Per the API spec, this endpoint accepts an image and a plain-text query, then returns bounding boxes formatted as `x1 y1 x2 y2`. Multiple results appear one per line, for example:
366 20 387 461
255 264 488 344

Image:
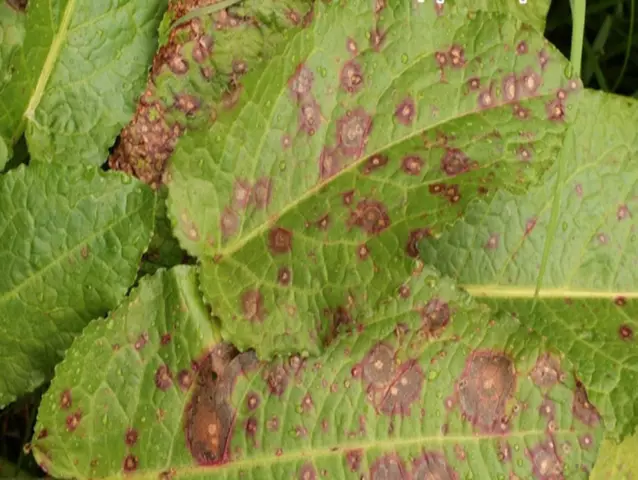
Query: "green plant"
0 0 636 478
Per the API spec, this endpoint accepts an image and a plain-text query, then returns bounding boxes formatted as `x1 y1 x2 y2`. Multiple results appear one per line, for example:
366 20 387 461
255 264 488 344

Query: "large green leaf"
32 265 602 479
167 0 579 357
0 0 168 165
591 434 638 479
0 164 155 407
419 90 638 439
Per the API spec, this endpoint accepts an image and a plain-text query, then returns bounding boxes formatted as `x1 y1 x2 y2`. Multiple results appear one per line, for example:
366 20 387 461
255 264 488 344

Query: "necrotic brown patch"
289 64 314 101
619 324 633 340
411 452 457 479
361 342 396 388
379 361 424 416
65 410 82 432
369 26 386 51
220 208 239 239
346 37 358 55
337 108 373 157
349 199 391 235
277 266 292 286
516 41 528 55
402 155 424 175
363 154 388 174
406 228 431 258
419 298 450 334
240 289 266 323
441 148 470 176
572 380 600 426
264 364 289 396
60 390 72 409
155 364 173 391
448 45 465 68
346 450 363 471
530 353 562 388
123 454 138 473
528 442 562 478
340 60 364 94
125 428 138 446
299 98 322 135
178 370 193 391
268 227 293 254
298 462 316 480
370 454 409 479
395 97 416 125
520 68 541 96
546 99 565 121
502 74 519 102
252 177 272 209
319 146 342 180
467 77 480 91
357 243 370 261
457 351 516 433
232 179 251 210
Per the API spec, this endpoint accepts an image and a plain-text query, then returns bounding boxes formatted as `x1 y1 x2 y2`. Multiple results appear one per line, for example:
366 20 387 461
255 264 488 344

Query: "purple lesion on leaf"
467 77 481 91
264 363 290 396
348 199 391 235
346 37 359 55
60 390 72 410
134 332 149 350
281 134 292 149
123 454 139 473
245 416 258 443
361 342 396 388
362 154 389 175
337 108 373 157
240 289 266 323
369 26 386 51
161 333 172 345
402 155 424 175
617 204 631 220
232 179 252 210
174 94 200 116
301 393 314 412
298 462 317 480
395 97 416 126
299 97 322 135
125 427 138 446
546 98 565 122
246 392 260 411
502 74 519 102
485 233 499 250
539 49 550 69
357 243 370 261
520 68 542 96
418 298 450 335
378 360 424 416
572 379 601 426
411 452 458 479
477 86 495 109
370 454 408 479
65 410 82 432
441 148 470 176
220 207 240 239
398 285 411 298
527 441 563 479
178 370 193 391
456 350 516 434
516 41 529 55
268 227 293 254
448 45 466 68
267 416 280 431
530 353 563 388
539 398 556 420
406 227 432 258
318 146 343 180
155 364 173 391
340 60 364 94
288 64 314 102
346 449 363 471
277 266 292 286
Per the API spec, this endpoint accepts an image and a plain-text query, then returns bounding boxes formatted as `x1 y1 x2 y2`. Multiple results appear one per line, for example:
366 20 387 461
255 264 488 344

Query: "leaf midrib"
464 285 638 298
23 0 78 122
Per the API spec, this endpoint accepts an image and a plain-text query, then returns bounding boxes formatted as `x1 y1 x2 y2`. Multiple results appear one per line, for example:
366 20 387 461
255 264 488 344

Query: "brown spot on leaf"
477 88 494 109
357 243 370 261
268 227 293 254
192 35 213 63
316 214 330 230
346 37 358 55
175 94 200 116
289 64 314 101
395 97 416 126
298 463 316 480
363 154 389 174
252 177 272 209
6 0 27 11
277 266 292 286
419 298 450 334
361 343 396 388
529 442 562 478
572 380 600 426
60 390 72 410
370 454 408 479
502 74 519 102
155 364 173 391
319 146 342 180
265 364 289 396
220 208 239 239
579 434 594 450
369 26 386 51
411 452 457 479
441 148 470 176
240 289 266 323
520 68 541 96
340 60 364 94
65 410 82 432
232 179 251 210
517 145 533 161
399 285 411 298
406 228 431 258
346 449 363 471
485 233 499 250
467 77 480 90
619 324 633 340
457 351 516 433
134 332 148 350
539 49 550 69
349 199 391 235
123 454 138 473
337 108 373 157
125 428 138 446
448 45 465 68
530 353 562 388
516 41 528 55
513 103 531 119
617 204 630 220
342 190 355 205
546 99 565 121
161 333 171 345
402 155 424 175
177 370 193 391
616 296 627 306
246 392 260 410
379 361 424 416
299 97 322 135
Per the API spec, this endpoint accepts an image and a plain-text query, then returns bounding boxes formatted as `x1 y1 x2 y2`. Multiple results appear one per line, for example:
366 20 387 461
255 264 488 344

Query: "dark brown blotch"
395 97 416 126
363 154 389 175
264 364 289 396
316 214 330 230
65 410 82 432
546 99 565 122
457 350 516 433
361 342 396 388
192 35 213 63
340 60 364 94
402 155 424 175
516 41 528 55
467 77 480 91
406 228 431 258
441 148 470 177
160 333 171 345
346 449 363 471
346 37 358 55
337 108 373 157
572 379 600 426
155 364 173 391
277 266 292 286
349 199 391 236
619 324 633 340
520 68 541 96
175 94 200 116
6 0 27 11
357 243 370 261
379 361 424 416
419 298 450 334
177 370 193 391
268 227 293 254
246 392 260 411
123 454 138 473
448 45 465 68
240 289 266 323
530 353 563 388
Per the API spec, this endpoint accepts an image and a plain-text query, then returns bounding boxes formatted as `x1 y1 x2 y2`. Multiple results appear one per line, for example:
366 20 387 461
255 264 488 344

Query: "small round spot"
65 410 82 432
346 449 363 471
177 370 193 391
617 204 630 220
337 108 373 157
342 190 355 205
160 333 172 345
155 364 173 391
123 454 139 473
618 324 633 340
301 393 314 412
246 392 261 411
340 60 364 94
277 266 292 286
528 442 562 478
357 243 370 261
513 103 531 119
241 289 266 323
369 27 386 51
349 199 391 236
579 434 594 450
467 77 480 90
525 217 537 236
546 99 565 121
245 416 258 439
539 49 550 69
616 296 627 306
502 74 519 102
520 68 541 95
362 154 389 175
134 332 148 350
477 89 494 109
435 51 448 67
346 37 358 55
516 41 528 55
281 134 292 149
395 97 416 126
125 428 138 446
268 227 293 254
265 364 289 396
485 233 499 250
232 179 252 210
316 214 330 230
517 145 533 161
441 148 470 176
401 155 424 175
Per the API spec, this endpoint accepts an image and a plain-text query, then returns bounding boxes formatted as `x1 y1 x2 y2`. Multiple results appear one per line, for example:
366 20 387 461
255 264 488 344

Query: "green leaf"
419 90 638 438
0 0 168 165
591 433 638 479
109 0 313 187
167 1 579 357
0 164 155 407
32 265 602 479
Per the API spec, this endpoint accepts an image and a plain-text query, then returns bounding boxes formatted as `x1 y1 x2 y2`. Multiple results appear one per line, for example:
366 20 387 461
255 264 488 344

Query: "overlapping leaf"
591 433 638 479
0 0 168 166
419 90 638 438
167 0 580 357
0 164 155 407
32 264 601 479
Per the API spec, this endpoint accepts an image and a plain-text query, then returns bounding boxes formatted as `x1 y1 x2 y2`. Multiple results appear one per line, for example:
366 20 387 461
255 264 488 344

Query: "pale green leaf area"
0 164 155 407
32 265 602 479
419 90 638 438
591 433 638 479
0 0 168 166
167 0 580 358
